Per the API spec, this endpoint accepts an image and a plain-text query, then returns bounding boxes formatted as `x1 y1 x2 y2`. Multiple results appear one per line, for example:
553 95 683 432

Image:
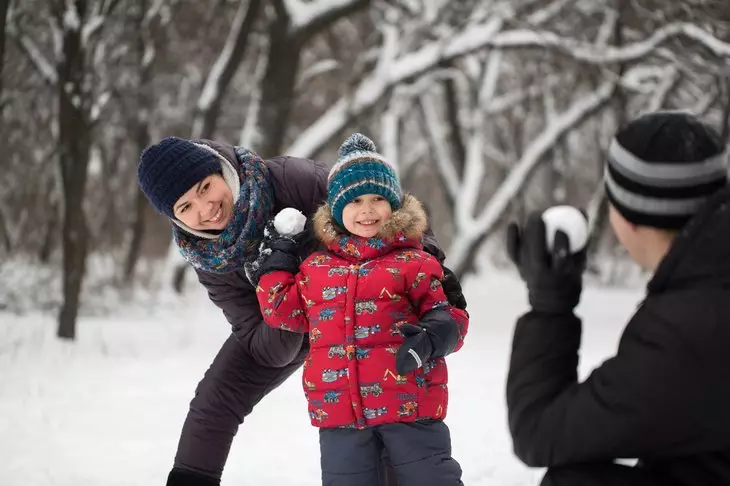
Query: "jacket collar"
312 193 428 262
648 184 730 293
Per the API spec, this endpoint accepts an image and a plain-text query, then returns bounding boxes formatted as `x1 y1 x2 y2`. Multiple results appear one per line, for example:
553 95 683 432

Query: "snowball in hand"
542 205 588 253
274 208 307 237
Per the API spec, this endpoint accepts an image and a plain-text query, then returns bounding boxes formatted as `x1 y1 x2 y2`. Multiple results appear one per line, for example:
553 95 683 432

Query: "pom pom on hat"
338 133 378 158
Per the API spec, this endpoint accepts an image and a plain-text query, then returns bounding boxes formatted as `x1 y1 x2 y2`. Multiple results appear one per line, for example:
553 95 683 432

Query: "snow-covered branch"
288 0 369 38
239 51 269 148
380 98 401 173
195 1 248 113
446 80 617 271
475 80 615 231
191 0 261 139
286 16 505 157
457 50 503 228
488 23 730 64
14 33 58 85
524 0 576 26
298 59 339 86
645 67 679 112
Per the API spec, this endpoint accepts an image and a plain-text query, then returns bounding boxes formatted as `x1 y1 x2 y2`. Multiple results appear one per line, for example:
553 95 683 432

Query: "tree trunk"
124 172 149 283
124 0 153 285
57 0 91 340
441 74 466 177
0 0 10 107
0 206 11 253
39 204 57 263
257 19 302 157
720 77 730 143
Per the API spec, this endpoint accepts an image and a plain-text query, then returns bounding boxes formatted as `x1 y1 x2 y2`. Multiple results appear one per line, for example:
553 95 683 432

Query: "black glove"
441 265 467 310
506 211 586 314
395 310 460 375
167 468 219 486
244 221 302 286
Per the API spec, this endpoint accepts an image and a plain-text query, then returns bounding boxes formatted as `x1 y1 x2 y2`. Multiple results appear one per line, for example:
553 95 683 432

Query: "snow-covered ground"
0 271 643 486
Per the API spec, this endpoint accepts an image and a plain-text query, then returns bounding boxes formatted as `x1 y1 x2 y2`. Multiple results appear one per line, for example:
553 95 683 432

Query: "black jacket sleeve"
507 303 728 467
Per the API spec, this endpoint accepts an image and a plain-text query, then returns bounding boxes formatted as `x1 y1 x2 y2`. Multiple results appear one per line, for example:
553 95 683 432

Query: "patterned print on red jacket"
256 195 469 428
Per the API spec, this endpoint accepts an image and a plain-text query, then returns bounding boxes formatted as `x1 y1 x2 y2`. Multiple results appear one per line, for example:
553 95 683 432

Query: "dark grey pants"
541 463 666 486
320 420 463 486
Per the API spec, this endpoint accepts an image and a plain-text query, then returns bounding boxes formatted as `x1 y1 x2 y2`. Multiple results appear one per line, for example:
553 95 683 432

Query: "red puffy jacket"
256 195 469 428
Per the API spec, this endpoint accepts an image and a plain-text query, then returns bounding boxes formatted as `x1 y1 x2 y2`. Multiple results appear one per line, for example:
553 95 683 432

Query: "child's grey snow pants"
319 419 463 486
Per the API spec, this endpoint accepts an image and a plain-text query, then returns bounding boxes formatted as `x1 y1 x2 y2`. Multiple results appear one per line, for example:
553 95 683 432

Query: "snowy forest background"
2 0 730 340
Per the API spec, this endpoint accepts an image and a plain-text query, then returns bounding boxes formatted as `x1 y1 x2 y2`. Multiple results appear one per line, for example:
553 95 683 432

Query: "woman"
136 136 467 486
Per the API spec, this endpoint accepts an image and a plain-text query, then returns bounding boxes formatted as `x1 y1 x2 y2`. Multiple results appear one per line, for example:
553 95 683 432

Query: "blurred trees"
2 0 730 337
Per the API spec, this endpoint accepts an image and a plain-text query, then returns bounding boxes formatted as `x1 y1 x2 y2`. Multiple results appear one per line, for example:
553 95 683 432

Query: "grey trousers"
320 420 463 486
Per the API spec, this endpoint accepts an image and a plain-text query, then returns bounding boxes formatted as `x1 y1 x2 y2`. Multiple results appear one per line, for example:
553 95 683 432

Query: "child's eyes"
349 196 383 205
179 204 189 214
201 182 210 194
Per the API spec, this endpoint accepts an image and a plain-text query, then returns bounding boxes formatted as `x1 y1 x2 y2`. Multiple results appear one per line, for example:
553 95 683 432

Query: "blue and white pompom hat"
327 133 403 227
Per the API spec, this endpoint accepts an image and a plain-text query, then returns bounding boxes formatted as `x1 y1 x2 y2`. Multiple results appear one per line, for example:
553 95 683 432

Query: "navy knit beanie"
328 133 402 227
605 111 728 230
137 137 222 219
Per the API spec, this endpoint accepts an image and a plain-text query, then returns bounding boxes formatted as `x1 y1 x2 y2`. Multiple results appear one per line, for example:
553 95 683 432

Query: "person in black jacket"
505 111 730 486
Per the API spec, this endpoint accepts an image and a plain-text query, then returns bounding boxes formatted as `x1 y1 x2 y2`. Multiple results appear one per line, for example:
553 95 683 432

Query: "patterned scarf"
173 147 274 273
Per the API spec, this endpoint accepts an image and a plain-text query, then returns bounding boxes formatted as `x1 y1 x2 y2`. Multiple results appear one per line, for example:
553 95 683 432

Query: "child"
247 133 469 486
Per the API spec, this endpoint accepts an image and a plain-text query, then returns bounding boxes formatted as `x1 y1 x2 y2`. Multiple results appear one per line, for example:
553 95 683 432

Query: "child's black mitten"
395 310 460 375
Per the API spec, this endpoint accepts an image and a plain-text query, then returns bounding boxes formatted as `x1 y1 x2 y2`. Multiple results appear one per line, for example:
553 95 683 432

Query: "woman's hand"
244 221 302 286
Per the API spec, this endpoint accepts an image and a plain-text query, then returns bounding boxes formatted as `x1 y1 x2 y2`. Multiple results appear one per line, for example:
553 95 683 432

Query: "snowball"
274 208 307 237
542 205 588 253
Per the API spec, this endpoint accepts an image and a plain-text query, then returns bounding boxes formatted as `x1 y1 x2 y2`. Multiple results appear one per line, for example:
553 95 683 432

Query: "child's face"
342 194 393 238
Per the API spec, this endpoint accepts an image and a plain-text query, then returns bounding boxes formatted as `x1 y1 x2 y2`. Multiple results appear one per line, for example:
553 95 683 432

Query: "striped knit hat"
328 133 402 227
605 111 728 230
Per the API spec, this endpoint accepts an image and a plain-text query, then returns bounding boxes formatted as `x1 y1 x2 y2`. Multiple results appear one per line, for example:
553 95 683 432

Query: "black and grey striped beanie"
605 111 728 230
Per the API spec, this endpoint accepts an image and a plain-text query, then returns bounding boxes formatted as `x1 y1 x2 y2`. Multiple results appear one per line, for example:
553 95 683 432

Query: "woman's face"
173 174 234 231
341 194 393 238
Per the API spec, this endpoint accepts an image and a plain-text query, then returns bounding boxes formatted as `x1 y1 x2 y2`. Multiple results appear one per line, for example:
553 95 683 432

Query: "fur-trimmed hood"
313 193 428 245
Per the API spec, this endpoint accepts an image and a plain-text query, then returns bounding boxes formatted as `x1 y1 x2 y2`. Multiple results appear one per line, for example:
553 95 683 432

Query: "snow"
274 208 307 237
542 206 589 253
0 270 643 485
